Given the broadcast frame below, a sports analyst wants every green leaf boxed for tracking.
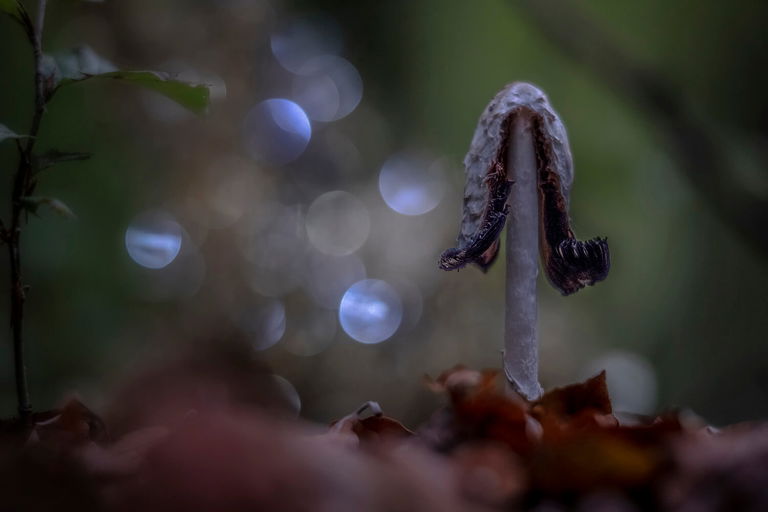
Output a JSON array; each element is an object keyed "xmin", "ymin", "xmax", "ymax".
[
  {"xmin": 21, "ymin": 197, "xmax": 77, "ymax": 219},
  {"xmin": 90, "ymin": 71, "xmax": 211, "ymax": 114},
  {"xmin": 0, "ymin": 0, "xmax": 33, "ymax": 38},
  {"xmin": 52, "ymin": 46, "xmax": 211, "ymax": 114},
  {"xmin": 35, "ymin": 149, "xmax": 92, "ymax": 173},
  {"xmin": 0, "ymin": 123, "xmax": 29, "ymax": 143}
]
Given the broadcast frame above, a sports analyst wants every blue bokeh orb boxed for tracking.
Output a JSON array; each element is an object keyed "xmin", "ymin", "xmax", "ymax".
[
  {"xmin": 242, "ymin": 99, "xmax": 311, "ymax": 164},
  {"xmin": 125, "ymin": 211, "xmax": 183, "ymax": 269},
  {"xmin": 339, "ymin": 279, "xmax": 403, "ymax": 344}
]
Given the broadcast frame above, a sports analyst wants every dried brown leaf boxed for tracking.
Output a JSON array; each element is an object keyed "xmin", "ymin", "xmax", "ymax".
[
  {"xmin": 427, "ymin": 367, "xmax": 534, "ymax": 453},
  {"xmin": 328, "ymin": 402, "xmax": 413, "ymax": 447},
  {"xmin": 532, "ymin": 371, "xmax": 617, "ymax": 433},
  {"xmin": 29, "ymin": 398, "xmax": 107, "ymax": 446}
]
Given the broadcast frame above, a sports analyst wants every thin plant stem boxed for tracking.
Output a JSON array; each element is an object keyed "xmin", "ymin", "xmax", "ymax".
[{"xmin": 8, "ymin": 0, "xmax": 49, "ymax": 421}]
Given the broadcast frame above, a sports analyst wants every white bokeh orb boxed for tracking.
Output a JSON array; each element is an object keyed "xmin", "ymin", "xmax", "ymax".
[{"xmin": 339, "ymin": 279, "xmax": 403, "ymax": 344}]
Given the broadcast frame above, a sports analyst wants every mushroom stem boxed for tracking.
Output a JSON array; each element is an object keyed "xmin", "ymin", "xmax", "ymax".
[{"xmin": 503, "ymin": 111, "xmax": 543, "ymax": 401}]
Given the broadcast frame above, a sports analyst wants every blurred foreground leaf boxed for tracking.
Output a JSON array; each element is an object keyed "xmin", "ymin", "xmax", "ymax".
[
  {"xmin": 3, "ymin": 359, "xmax": 768, "ymax": 510},
  {"xmin": 50, "ymin": 46, "xmax": 211, "ymax": 114},
  {"xmin": 21, "ymin": 196, "xmax": 77, "ymax": 219}
]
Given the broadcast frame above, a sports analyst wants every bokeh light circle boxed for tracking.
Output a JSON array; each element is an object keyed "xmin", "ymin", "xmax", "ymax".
[
  {"xmin": 244, "ymin": 231, "xmax": 306, "ymax": 297},
  {"xmin": 240, "ymin": 203, "xmax": 308, "ymax": 297},
  {"xmin": 339, "ymin": 279, "xmax": 403, "ymax": 344},
  {"xmin": 271, "ymin": 374, "xmax": 301, "ymax": 417},
  {"xmin": 305, "ymin": 191, "xmax": 370, "ymax": 256},
  {"xmin": 378, "ymin": 153, "xmax": 446, "ymax": 215},
  {"xmin": 242, "ymin": 99, "xmax": 311, "ymax": 164},
  {"xmin": 270, "ymin": 16, "xmax": 343, "ymax": 73},
  {"xmin": 125, "ymin": 211, "xmax": 183, "ymax": 269},
  {"xmin": 303, "ymin": 252, "xmax": 366, "ymax": 309},
  {"xmin": 292, "ymin": 55, "xmax": 363, "ymax": 122},
  {"xmin": 243, "ymin": 300, "xmax": 287, "ymax": 351},
  {"xmin": 134, "ymin": 235, "xmax": 206, "ymax": 302},
  {"xmin": 205, "ymin": 159, "xmax": 257, "ymax": 229}
]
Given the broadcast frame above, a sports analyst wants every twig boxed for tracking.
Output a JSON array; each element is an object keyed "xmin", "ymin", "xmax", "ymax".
[{"xmin": 8, "ymin": 0, "xmax": 49, "ymax": 421}]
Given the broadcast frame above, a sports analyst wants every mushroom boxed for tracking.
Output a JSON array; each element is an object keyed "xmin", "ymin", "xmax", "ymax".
[{"xmin": 439, "ymin": 82, "xmax": 610, "ymax": 400}]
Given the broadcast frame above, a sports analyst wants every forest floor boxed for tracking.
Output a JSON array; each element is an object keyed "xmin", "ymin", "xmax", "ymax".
[{"xmin": 1, "ymin": 348, "xmax": 767, "ymax": 512}]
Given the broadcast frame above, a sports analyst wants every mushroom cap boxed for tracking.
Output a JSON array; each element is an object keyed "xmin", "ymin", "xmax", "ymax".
[{"xmin": 457, "ymin": 82, "xmax": 574, "ymax": 251}]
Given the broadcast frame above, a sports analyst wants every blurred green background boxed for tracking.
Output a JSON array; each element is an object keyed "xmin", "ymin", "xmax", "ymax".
[{"xmin": 1, "ymin": 0, "xmax": 767, "ymax": 427}]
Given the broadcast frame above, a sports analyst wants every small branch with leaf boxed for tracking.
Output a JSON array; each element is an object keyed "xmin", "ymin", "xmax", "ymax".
[{"xmin": 0, "ymin": 0, "xmax": 211, "ymax": 422}]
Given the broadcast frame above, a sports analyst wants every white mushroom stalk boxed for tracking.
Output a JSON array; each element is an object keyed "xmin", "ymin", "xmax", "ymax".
[{"xmin": 439, "ymin": 82, "xmax": 610, "ymax": 401}]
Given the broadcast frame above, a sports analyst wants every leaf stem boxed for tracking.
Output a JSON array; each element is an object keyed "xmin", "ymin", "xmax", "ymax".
[{"xmin": 8, "ymin": 0, "xmax": 49, "ymax": 422}]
